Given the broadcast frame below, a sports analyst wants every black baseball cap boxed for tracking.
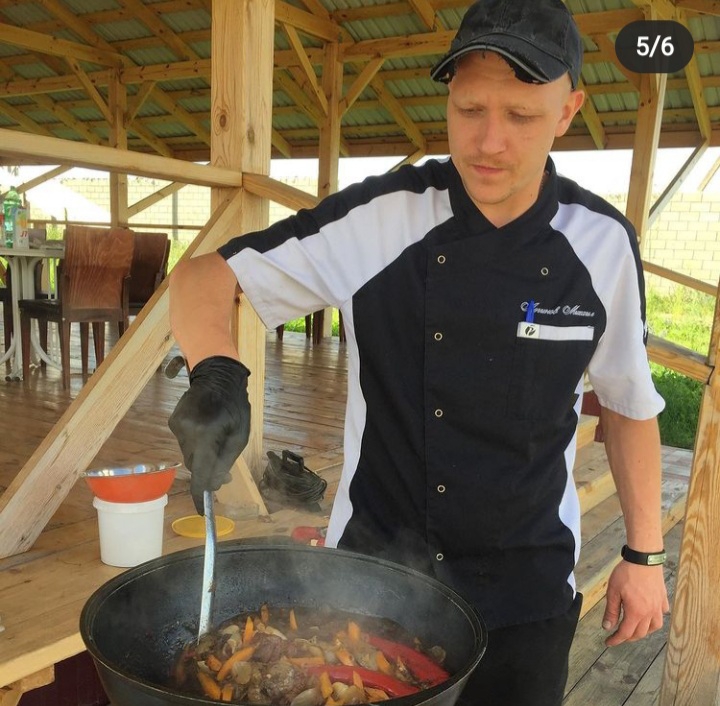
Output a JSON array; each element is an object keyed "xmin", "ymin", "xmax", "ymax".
[{"xmin": 430, "ymin": 0, "xmax": 583, "ymax": 88}]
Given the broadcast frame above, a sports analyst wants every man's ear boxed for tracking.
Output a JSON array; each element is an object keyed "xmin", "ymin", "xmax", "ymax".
[{"xmin": 555, "ymin": 89, "xmax": 585, "ymax": 138}]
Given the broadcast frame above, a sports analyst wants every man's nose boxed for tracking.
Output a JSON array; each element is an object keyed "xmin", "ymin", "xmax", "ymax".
[{"xmin": 477, "ymin": 114, "xmax": 506, "ymax": 155}]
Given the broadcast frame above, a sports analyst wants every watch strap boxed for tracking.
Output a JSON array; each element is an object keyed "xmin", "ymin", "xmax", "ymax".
[{"xmin": 621, "ymin": 544, "xmax": 666, "ymax": 566}]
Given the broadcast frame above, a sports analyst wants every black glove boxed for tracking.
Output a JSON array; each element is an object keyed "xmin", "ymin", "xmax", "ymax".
[{"xmin": 168, "ymin": 356, "xmax": 251, "ymax": 514}]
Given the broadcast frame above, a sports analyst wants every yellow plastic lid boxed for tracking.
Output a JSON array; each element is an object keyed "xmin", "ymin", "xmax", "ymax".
[{"xmin": 172, "ymin": 514, "xmax": 235, "ymax": 538}]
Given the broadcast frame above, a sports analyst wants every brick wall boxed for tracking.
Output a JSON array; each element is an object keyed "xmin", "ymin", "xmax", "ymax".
[{"xmin": 605, "ymin": 192, "xmax": 720, "ymax": 292}]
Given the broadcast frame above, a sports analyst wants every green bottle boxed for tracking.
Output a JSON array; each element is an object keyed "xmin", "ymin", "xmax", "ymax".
[{"xmin": 3, "ymin": 186, "xmax": 22, "ymax": 247}]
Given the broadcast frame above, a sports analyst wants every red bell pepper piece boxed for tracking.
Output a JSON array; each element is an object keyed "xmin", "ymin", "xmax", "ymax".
[
  {"xmin": 305, "ymin": 665, "xmax": 419, "ymax": 698},
  {"xmin": 366, "ymin": 635, "xmax": 450, "ymax": 686}
]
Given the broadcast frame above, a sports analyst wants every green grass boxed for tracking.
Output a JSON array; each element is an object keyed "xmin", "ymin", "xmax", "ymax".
[{"xmin": 646, "ymin": 286, "xmax": 713, "ymax": 449}]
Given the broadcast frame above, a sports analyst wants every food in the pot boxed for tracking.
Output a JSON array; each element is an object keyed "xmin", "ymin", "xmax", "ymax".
[{"xmin": 172, "ymin": 604, "xmax": 450, "ymax": 704}]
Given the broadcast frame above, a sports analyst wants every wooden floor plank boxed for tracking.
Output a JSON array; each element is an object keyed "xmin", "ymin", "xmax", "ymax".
[{"xmin": 0, "ymin": 327, "xmax": 694, "ymax": 705}]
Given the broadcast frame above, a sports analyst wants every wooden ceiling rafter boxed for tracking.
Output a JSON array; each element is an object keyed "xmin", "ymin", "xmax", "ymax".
[
  {"xmin": 0, "ymin": 0, "xmax": 717, "ymax": 165},
  {"xmin": 282, "ymin": 23, "xmax": 329, "ymax": 116}
]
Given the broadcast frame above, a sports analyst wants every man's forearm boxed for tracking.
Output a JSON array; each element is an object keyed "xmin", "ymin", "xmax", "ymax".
[
  {"xmin": 600, "ymin": 408, "xmax": 664, "ymax": 552},
  {"xmin": 169, "ymin": 251, "xmax": 242, "ymax": 370}
]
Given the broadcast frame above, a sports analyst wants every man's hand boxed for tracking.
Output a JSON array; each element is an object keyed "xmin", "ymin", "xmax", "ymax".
[
  {"xmin": 168, "ymin": 356, "xmax": 251, "ymax": 514},
  {"xmin": 602, "ymin": 560, "xmax": 669, "ymax": 646}
]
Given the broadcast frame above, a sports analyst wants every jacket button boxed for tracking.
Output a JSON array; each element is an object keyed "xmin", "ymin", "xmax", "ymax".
[
  {"xmin": 437, "ymin": 255, "xmax": 446, "ymax": 264},
  {"xmin": 436, "ymin": 553, "xmax": 444, "ymax": 561},
  {"xmin": 434, "ymin": 332, "xmax": 443, "ymax": 341},
  {"xmin": 434, "ymin": 409, "xmax": 443, "ymax": 418},
  {"xmin": 437, "ymin": 484, "xmax": 446, "ymax": 493}
]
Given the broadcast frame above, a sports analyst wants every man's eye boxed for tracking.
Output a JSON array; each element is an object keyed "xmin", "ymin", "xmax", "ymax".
[
  {"xmin": 459, "ymin": 108, "xmax": 481, "ymax": 117},
  {"xmin": 509, "ymin": 113, "xmax": 535, "ymax": 123}
]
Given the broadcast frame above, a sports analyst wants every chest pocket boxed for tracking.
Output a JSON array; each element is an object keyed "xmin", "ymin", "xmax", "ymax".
[{"xmin": 507, "ymin": 323, "xmax": 596, "ymax": 421}]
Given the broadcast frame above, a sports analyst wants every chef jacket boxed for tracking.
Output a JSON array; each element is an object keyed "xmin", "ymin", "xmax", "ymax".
[{"xmin": 219, "ymin": 157, "xmax": 665, "ymax": 629}]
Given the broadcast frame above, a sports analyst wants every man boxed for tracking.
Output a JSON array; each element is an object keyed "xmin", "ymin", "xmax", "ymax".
[{"xmin": 168, "ymin": 0, "xmax": 669, "ymax": 703}]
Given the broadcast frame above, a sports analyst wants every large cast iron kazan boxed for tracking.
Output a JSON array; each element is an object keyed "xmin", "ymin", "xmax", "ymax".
[{"xmin": 80, "ymin": 543, "xmax": 487, "ymax": 706}]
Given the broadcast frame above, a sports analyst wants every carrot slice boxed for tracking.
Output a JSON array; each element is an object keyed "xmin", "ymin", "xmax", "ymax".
[
  {"xmin": 319, "ymin": 671, "xmax": 333, "ymax": 699},
  {"xmin": 352, "ymin": 670, "xmax": 364, "ymax": 691},
  {"xmin": 216, "ymin": 645, "xmax": 256, "ymax": 682},
  {"xmin": 347, "ymin": 620, "xmax": 362, "ymax": 643},
  {"xmin": 289, "ymin": 608, "xmax": 299, "ymax": 631},
  {"xmin": 335, "ymin": 646, "xmax": 355, "ymax": 666},
  {"xmin": 206, "ymin": 654, "xmax": 223, "ymax": 672},
  {"xmin": 220, "ymin": 683, "xmax": 234, "ymax": 702},
  {"xmin": 197, "ymin": 671, "xmax": 222, "ymax": 700},
  {"xmin": 243, "ymin": 616, "xmax": 254, "ymax": 645}
]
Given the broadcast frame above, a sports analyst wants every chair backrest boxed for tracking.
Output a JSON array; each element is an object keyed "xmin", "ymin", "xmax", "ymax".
[
  {"xmin": 127, "ymin": 231, "xmax": 170, "ymax": 305},
  {"xmin": 28, "ymin": 227, "xmax": 47, "ymax": 248},
  {"xmin": 62, "ymin": 226, "xmax": 135, "ymax": 311}
]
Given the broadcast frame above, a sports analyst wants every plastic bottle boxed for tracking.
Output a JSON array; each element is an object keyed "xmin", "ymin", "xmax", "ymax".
[{"xmin": 3, "ymin": 186, "xmax": 22, "ymax": 248}]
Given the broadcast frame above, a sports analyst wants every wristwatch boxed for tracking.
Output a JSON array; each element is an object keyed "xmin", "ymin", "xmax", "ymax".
[{"xmin": 621, "ymin": 544, "xmax": 666, "ymax": 566}]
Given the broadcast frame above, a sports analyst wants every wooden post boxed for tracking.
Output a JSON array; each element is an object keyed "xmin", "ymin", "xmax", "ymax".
[
  {"xmin": 317, "ymin": 41, "xmax": 342, "ymax": 339},
  {"xmin": 660, "ymin": 277, "xmax": 720, "ymax": 705},
  {"xmin": 210, "ymin": 0, "xmax": 274, "ymax": 511},
  {"xmin": 108, "ymin": 70, "xmax": 128, "ymax": 227},
  {"xmin": 625, "ymin": 71, "xmax": 667, "ymax": 249}
]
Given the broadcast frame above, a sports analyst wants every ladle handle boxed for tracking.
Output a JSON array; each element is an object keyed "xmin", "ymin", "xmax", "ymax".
[{"xmin": 198, "ymin": 490, "xmax": 216, "ymax": 640}]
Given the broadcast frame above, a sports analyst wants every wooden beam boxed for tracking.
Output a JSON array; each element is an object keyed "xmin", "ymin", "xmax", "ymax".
[
  {"xmin": 646, "ymin": 333, "xmax": 711, "ymax": 383},
  {"xmin": 127, "ymin": 119, "xmax": 174, "ymax": 157},
  {"xmin": 127, "ymin": 181, "xmax": 185, "ymax": 218},
  {"xmin": 243, "ymin": 172, "xmax": 319, "ymax": 211},
  {"xmin": 677, "ymin": 9, "xmax": 712, "ymax": 141},
  {"xmin": 577, "ymin": 79, "xmax": 607, "ymax": 149},
  {"xmin": 150, "ymin": 85, "xmax": 211, "ymax": 145},
  {"xmin": 389, "ymin": 148, "xmax": 426, "ymax": 171},
  {"xmin": 340, "ymin": 58, "xmax": 384, "ymax": 115},
  {"xmin": 371, "ymin": 76, "xmax": 427, "ymax": 151},
  {"xmin": 407, "ymin": 0, "xmax": 436, "ymax": 30},
  {"xmin": 699, "ymin": 155, "xmax": 720, "ymax": 191},
  {"xmin": 643, "ymin": 260, "xmax": 718, "ymax": 297},
  {"xmin": 591, "ymin": 33, "xmax": 642, "ymax": 91},
  {"xmin": 16, "ymin": 165, "xmax": 70, "ymax": 193},
  {"xmin": 317, "ymin": 41, "xmax": 343, "ymax": 339},
  {"xmin": 0, "ymin": 23, "xmax": 124, "ymax": 68},
  {"xmin": 65, "ymin": 56, "xmax": 113, "ymax": 124},
  {"xmin": 661, "ymin": 277, "xmax": 720, "ymax": 704},
  {"xmin": 0, "ymin": 192, "xmax": 246, "ymax": 558},
  {"xmin": 282, "ymin": 23, "xmax": 328, "ymax": 116},
  {"xmin": 210, "ymin": 0, "xmax": 273, "ymax": 503},
  {"xmin": 0, "ymin": 127, "xmax": 244, "ymax": 186},
  {"xmin": 109, "ymin": 71, "xmax": 129, "ymax": 227},
  {"xmin": 625, "ymin": 72, "xmax": 667, "ymax": 247},
  {"xmin": 677, "ymin": 0, "xmax": 720, "ymax": 15},
  {"xmin": 271, "ymin": 128, "xmax": 293, "ymax": 159},
  {"xmin": 118, "ymin": 0, "xmax": 199, "ymax": 61},
  {"xmin": 649, "ymin": 140, "xmax": 708, "ymax": 226},
  {"xmin": 275, "ymin": 1, "xmax": 340, "ymax": 42},
  {"xmin": 32, "ymin": 94, "xmax": 102, "ymax": 145},
  {"xmin": 0, "ymin": 101, "xmax": 54, "ymax": 137},
  {"xmin": 126, "ymin": 80, "xmax": 156, "ymax": 125}
]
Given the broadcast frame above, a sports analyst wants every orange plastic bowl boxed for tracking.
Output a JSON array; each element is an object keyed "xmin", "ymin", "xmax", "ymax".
[{"xmin": 83, "ymin": 463, "xmax": 181, "ymax": 503}]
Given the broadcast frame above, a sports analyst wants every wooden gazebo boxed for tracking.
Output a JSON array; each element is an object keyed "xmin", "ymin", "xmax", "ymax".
[{"xmin": 0, "ymin": 0, "xmax": 719, "ymax": 704}]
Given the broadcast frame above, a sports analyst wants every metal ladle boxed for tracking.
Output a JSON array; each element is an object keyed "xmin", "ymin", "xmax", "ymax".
[{"xmin": 198, "ymin": 489, "xmax": 216, "ymax": 640}]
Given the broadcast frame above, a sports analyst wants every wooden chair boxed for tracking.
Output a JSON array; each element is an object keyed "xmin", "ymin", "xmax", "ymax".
[
  {"xmin": 19, "ymin": 226, "xmax": 135, "ymax": 389},
  {"xmin": 0, "ymin": 260, "xmax": 11, "ymax": 355},
  {"xmin": 120, "ymin": 231, "xmax": 170, "ymax": 334}
]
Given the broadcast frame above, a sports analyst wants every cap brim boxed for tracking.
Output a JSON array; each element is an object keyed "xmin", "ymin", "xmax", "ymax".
[{"xmin": 431, "ymin": 34, "xmax": 570, "ymax": 85}]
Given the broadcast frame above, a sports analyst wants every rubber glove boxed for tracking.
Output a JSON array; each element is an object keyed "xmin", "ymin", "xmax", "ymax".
[{"xmin": 168, "ymin": 356, "xmax": 251, "ymax": 514}]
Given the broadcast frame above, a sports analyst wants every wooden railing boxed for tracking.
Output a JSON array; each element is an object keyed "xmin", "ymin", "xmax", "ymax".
[{"xmin": 642, "ymin": 259, "xmax": 716, "ymax": 382}]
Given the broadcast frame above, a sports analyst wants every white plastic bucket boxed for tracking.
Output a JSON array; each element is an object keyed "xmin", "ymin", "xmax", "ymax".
[{"xmin": 93, "ymin": 494, "xmax": 168, "ymax": 567}]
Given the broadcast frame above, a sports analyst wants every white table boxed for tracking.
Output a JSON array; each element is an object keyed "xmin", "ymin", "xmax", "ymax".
[{"xmin": 0, "ymin": 245, "xmax": 65, "ymax": 381}]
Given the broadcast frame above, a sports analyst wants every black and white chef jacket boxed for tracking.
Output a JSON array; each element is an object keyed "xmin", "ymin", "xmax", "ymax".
[{"xmin": 218, "ymin": 157, "xmax": 665, "ymax": 630}]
